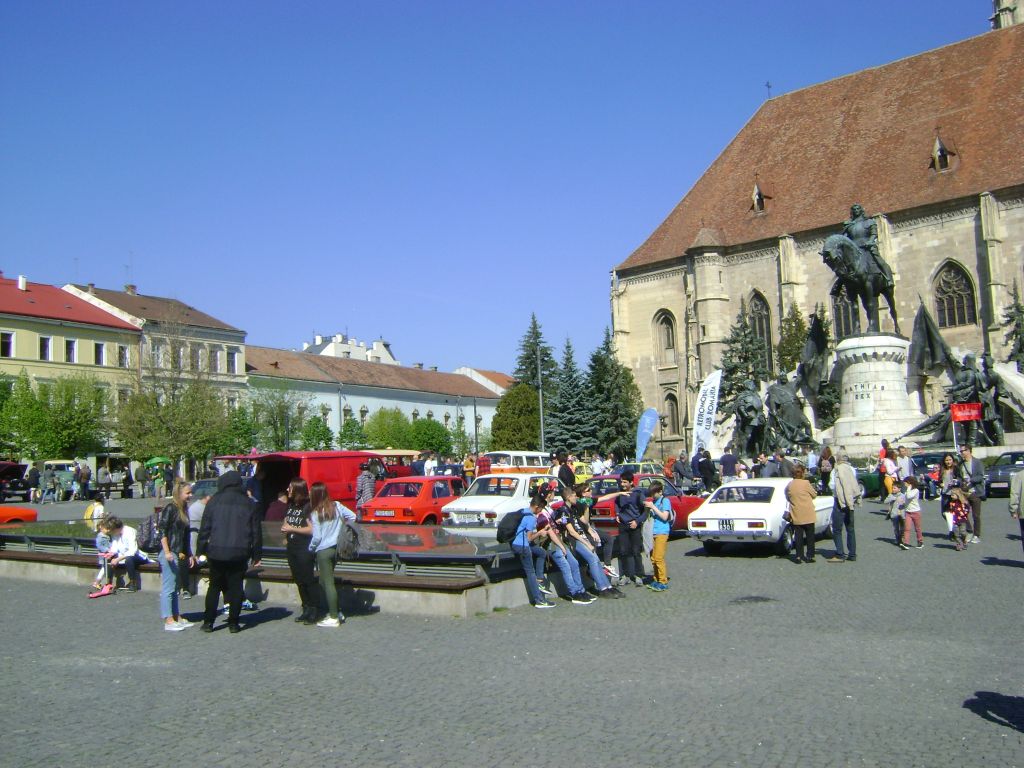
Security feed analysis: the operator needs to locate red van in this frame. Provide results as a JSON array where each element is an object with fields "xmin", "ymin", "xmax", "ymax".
[{"xmin": 226, "ymin": 451, "xmax": 383, "ymax": 510}]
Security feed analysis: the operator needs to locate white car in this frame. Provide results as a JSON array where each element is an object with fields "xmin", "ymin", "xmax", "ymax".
[
  {"xmin": 441, "ymin": 473, "xmax": 565, "ymax": 528},
  {"xmin": 687, "ymin": 478, "xmax": 834, "ymax": 555}
]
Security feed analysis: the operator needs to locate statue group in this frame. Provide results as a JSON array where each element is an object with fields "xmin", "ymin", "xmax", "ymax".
[{"xmin": 731, "ymin": 374, "xmax": 815, "ymax": 456}]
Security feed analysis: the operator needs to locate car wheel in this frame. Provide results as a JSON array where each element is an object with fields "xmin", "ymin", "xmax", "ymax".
[
  {"xmin": 702, "ymin": 540, "xmax": 723, "ymax": 555},
  {"xmin": 858, "ymin": 482, "xmax": 866, "ymax": 498},
  {"xmin": 775, "ymin": 525, "xmax": 794, "ymax": 556},
  {"xmin": 421, "ymin": 516, "xmax": 437, "ymax": 525},
  {"xmin": 7, "ymin": 518, "xmax": 22, "ymax": 524}
]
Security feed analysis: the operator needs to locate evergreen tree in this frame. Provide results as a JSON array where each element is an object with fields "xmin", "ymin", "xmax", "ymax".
[
  {"xmin": 337, "ymin": 417, "xmax": 369, "ymax": 449},
  {"xmin": 512, "ymin": 313, "xmax": 559, "ymax": 403},
  {"xmin": 585, "ymin": 328, "xmax": 642, "ymax": 459},
  {"xmin": 490, "ymin": 383, "xmax": 541, "ymax": 450},
  {"xmin": 776, "ymin": 302, "xmax": 808, "ymax": 373},
  {"xmin": 1004, "ymin": 281, "xmax": 1024, "ymax": 372},
  {"xmin": 299, "ymin": 415, "xmax": 334, "ymax": 450},
  {"xmin": 546, "ymin": 338, "xmax": 590, "ymax": 454},
  {"xmin": 719, "ymin": 300, "xmax": 770, "ymax": 415}
]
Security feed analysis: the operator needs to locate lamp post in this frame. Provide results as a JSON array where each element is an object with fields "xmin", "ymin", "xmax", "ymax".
[{"xmin": 537, "ymin": 346, "xmax": 545, "ymax": 452}]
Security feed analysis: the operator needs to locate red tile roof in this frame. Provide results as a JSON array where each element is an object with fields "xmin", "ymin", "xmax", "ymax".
[
  {"xmin": 70, "ymin": 284, "xmax": 242, "ymax": 333},
  {"xmin": 618, "ymin": 25, "xmax": 1024, "ymax": 272},
  {"xmin": 476, "ymin": 369, "xmax": 517, "ymax": 390},
  {"xmin": 0, "ymin": 277, "xmax": 138, "ymax": 331}
]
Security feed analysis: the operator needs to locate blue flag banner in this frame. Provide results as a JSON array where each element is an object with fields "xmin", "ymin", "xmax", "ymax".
[{"xmin": 635, "ymin": 407, "xmax": 660, "ymax": 461}]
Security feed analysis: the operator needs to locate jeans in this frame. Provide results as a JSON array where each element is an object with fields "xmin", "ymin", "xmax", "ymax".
[
  {"xmin": 618, "ymin": 523, "xmax": 645, "ymax": 579},
  {"xmin": 159, "ymin": 554, "xmax": 182, "ymax": 619},
  {"xmin": 1018, "ymin": 518, "xmax": 1024, "ymax": 555},
  {"xmin": 573, "ymin": 540, "xmax": 610, "ymax": 591},
  {"xmin": 512, "ymin": 544, "xmax": 547, "ymax": 605},
  {"xmin": 549, "ymin": 546, "xmax": 585, "ymax": 595},
  {"xmin": 204, "ymin": 558, "xmax": 247, "ymax": 626},
  {"xmin": 651, "ymin": 534, "xmax": 669, "ymax": 584},
  {"xmin": 831, "ymin": 502, "xmax": 856, "ymax": 559},
  {"xmin": 286, "ymin": 543, "xmax": 317, "ymax": 612},
  {"xmin": 114, "ymin": 553, "xmax": 146, "ymax": 588},
  {"xmin": 794, "ymin": 523, "xmax": 815, "ymax": 561},
  {"xmin": 315, "ymin": 547, "xmax": 340, "ymax": 619},
  {"xmin": 902, "ymin": 511, "xmax": 923, "ymax": 545}
]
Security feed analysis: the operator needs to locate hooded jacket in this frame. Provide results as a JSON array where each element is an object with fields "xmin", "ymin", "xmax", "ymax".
[{"xmin": 197, "ymin": 471, "xmax": 262, "ymax": 562}]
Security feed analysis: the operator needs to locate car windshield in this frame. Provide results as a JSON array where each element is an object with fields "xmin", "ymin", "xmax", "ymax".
[
  {"xmin": 994, "ymin": 453, "xmax": 1024, "ymax": 466},
  {"xmin": 589, "ymin": 479, "xmax": 620, "ymax": 497},
  {"xmin": 709, "ymin": 486, "xmax": 775, "ymax": 503},
  {"xmin": 464, "ymin": 476, "xmax": 519, "ymax": 497},
  {"xmin": 380, "ymin": 482, "xmax": 423, "ymax": 498}
]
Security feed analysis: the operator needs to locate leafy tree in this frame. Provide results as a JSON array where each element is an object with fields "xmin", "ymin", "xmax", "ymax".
[
  {"xmin": 719, "ymin": 300, "xmax": 770, "ymax": 415},
  {"xmin": 250, "ymin": 383, "xmax": 310, "ymax": 451},
  {"xmin": 363, "ymin": 407, "xmax": 412, "ymax": 449},
  {"xmin": 1004, "ymin": 281, "xmax": 1024, "ymax": 372},
  {"xmin": 546, "ymin": 338, "xmax": 590, "ymax": 454},
  {"xmin": 1, "ymin": 371, "xmax": 48, "ymax": 458},
  {"xmin": 490, "ymin": 383, "xmax": 541, "ymax": 450},
  {"xmin": 410, "ymin": 418, "xmax": 453, "ymax": 455},
  {"xmin": 299, "ymin": 415, "xmax": 334, "ymax": 450},
  {"xmin": 214, "ymin": 403, "xmax": 260, "ymax": 456},
  {"xmin": 585, "ymin": 328, "xmax": 642, "ymax": 459},
  {"xmin": 449, "ymin": 417, "xmax": 472, "ymax": 457},
  {"xmin": 117, "ymin": 379, "xmax": 227, "ymax": 462},
  {"xmin": 337, "ymin": 417, "xmax": 369, "ymax": 449},
  {"xmin": 512, "ymin": 313, "xmax": 559, "ymax": 406},
  {"xmin": 37, "ymin": 375, "xmax": 108, "ymax": 458},
  {"xmin": 776, "ymin": 302, "xmax": 808, "ymax": 373}
]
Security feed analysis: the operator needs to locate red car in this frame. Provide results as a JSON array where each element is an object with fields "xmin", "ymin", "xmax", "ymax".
[
  {"xmin": 587, "ymin": 473, "xmax": 702, "ymax": 534},
  {"xmin": 361, "ymin": 476, "xmax": 465, "ymax": 525}
]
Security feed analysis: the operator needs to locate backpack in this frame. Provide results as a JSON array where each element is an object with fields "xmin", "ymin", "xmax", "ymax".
[
  {"xmin": 496, "ymin": 510, "xmax": 527, "ymax": 544},
  {"xmin": 137, "ymin": 512, "xmax": 162, "ymax": 553},
  {"xmin": 336, "ymin": 520, "xmax": 363, "ymax": 560}
]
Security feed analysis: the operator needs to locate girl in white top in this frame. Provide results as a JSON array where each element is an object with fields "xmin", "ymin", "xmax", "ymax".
[{"xmin": 898, "ymin": 476, "xmax": 924, "ymax": 550}]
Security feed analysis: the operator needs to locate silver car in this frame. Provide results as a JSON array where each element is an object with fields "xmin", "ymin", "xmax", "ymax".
[{"xmin": 984, "ymin": 451, "xmax": 1024, "ymax": 497}]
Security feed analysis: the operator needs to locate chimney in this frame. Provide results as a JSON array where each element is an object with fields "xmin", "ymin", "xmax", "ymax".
[
  {"xmin": 413, "ymin": 363, "xmax": 423, "ymax": 369},
  {"xmin": 17, "ymin": 275, "xmax": 27, "ymax": 291},
  {"xmin": 124, "ymin": 284, "xmax": 137, "ymax": 295},
  {"xmin": 87, "ymin": 283, "xmax": 95, "ymax": 294},
  {"xmin": 301, "ymin": 342, "xmax": 309, "ymax": 351},
  {"xmin": 314, "ymin": 335, "xmax": 323, "ymax": 345}
]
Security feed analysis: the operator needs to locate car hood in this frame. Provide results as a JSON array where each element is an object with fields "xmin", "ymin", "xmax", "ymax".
[{"xmin": 442, "ymin": 496, "xmax": 524, "ymax": 514}]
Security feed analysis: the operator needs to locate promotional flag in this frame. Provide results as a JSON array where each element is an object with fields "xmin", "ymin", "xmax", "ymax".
[
  {"xmin": 692, "ymin": 369, "xmax": 723, "ymax": 456},
  {"xmin": 635, "ymin": 408, "xmax": 660, "ymax": 461}
]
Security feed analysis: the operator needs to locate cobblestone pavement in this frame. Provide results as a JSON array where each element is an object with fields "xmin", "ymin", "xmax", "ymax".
[{"xmin": 2, "ymin": 496, "xmax": 1022, "ymax": 767}]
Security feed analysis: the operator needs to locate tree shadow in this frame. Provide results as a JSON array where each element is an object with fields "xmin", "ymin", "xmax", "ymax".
[
  {"xmin": 979, "ymin": 556, "xmax": 1024, "ymax": 569},
  {"xmin": 963, "ymin": 691, "xmax": 1024, "ymax": 732}
]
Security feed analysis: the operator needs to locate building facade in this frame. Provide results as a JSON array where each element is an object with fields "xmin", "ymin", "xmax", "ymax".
[{"xmin": 612, "ymin": 22, "xmax": 1024, "ymax": 456}]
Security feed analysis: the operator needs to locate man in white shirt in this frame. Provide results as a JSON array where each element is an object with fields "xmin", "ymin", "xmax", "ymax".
[
  {"xmin": 896, "ymin": 445, "xmax": 913, "ymax": 483},
  {"xmin": 107, "ymin": 516, "xmax": 150, "ymax": 591},
  {"xmin": 590, "ymin": 455, "xmax": 605, "ymax": 476},
  {"xmin": 423, "ymin": 453, "xmax": 437, "ymax": 476}
]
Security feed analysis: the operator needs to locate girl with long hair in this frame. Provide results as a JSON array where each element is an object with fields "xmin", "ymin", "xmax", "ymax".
[
  {"xmin": 280, "ymin": 478, "xmax": 317, "ymax": 624},
  {"xmin": 158, "ymin": 478, "xmax": 195, "ymax": 631},
  {"xmin": 307, "ymin": 482, "xmax": 355, "ymax": 628}
]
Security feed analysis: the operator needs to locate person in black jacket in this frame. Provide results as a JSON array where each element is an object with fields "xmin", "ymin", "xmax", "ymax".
[{"xmin": 197, "ymin": 471, "xmax": 262, "ymax": 633}]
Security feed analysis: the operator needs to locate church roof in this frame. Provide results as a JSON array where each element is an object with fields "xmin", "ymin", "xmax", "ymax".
[{"xmin": 618, "ymin": 25, "xmax": 1024, "ymax": 272}]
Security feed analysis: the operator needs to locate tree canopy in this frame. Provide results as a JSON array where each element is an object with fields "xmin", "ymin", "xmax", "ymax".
[
  {"xmin": 0, "ymin": 372, "xmax": 108, "ymax": 458},
  {"xmin": 299, "ymin": 415, "xmax": 334, "ymax": 450},
  {"xmin": 490, "ymin": 383, "xmax": 541, "ymax": 450},
  {"xmin": 776, "ymin": 302, "xmax": 808, "ymax": 373},
  {"xmin": 363, "ymin": 407, "xmax": 412, "ymax": 449},
  {"xmin": 409, "ymin": 418, "xmax": 453, "ymax": 455}
]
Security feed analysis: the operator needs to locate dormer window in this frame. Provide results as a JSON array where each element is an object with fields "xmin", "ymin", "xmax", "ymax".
[
  {"xmin": 930, "ymin": 135, "xmax": 956, "ymax": 172},
  {"xmin": 750, "ymin": 181, "xmax": 770, "ymax": 213}
]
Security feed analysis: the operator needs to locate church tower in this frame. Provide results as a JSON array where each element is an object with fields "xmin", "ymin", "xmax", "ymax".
[{"xmin": 992, "ymin": 0, "xmax": 1022, "ymax": 28}]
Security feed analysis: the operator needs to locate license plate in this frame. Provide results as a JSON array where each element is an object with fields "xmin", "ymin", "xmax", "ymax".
[
  {"xmin": 375, "ymin": 510, "xmax": 395, "ymax": 517},
  {"xmin": 991, "ymin": 482, "xmax": 1008, "ymax": 489},
  {"xmin": 455, "ymin": 513, "xmax": 478, "ymax": 523},
  {"xmin": 720, "ymin": 519, "xmax": 734, "ymax": 532}
]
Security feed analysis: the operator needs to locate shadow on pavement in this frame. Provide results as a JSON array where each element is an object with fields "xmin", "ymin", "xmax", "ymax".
[
  {"xmin": 963, "ymin": 691, "xmax": 1024, "ymax": 732},
  {"xmin": 682, "ymin": 544, "xmax": 778, "ymax": 559},
  {"xmin": 979, "ymin": 556, "xmax": 1024, "ymax": 569}
]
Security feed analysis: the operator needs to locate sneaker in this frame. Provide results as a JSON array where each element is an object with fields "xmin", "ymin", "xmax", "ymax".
[
  {"xmin": 537, "ymin": 582, "xmax": 555, "ymax": 597},
  {"xmin": 827, "ymin": 556, "xmax": 845, "ymax": 563},
  {"xmin": 915, "ymin": 543, "xmax": 924, "ymax": 549},
  {"xmin": 181, "ymin": 591, "xmax": 193, "ymax": 600},
  {"xmin": 570, "ymin": 593, "xmax": 595, "ymax": 605},
  {"xmin": 533, "ymin": 600, "xmax": 556, "ymax": 609},
  {"xmin": 954, "ymin": 541, "xmax": 964, "ymax": 551},
  {"xmin": 898, "ymin": 543, "xmax": 909, "ymax": 550},
  {"xmin": 175, "ymin": 619, "xmax": 194, "ymax": 628},
  {"xmin": 616, "ymin": 576, "xmax": 630, "ymax": 587},
  {"xmin": 126, "ymin": 585, "xmax": 138, "ymax": 592},
  {"xmin": 200, "ymin": 623, "xmax": 214, "ymax": 633},
  {"xmin": 634, "ymin": 576, "xmax": 645, "ymax": 588},
  {"xmin": 317, "ymin": 617, "xmax": 341, "ymax": 628},
  {"xmin": 164, "ymin": 623, "xmax": 186, "ymax": 632},
  {"xmin": 603, "ymin": 565, "xmax": 620, "ymax": 579},
  {"xmin": 597, "ymin": 588, "xmax": 616, "ymax": 598},
  {"xmin": 846, "ymin": 556, "xmax": 857, "ymax": 562},
  {"xmin": 241, "ymin": 599, "xmax": 257, "ymax": 610},
  {"xmin": 648, "ymin": 582, "xmax": 668, "ymax": 591},
  {"xmin": 970, "ymin": 536, "xmax": 980, "ymax": 544},
  {"xmin": 228, "ymin": 623, "xmax": 242, "ymax": 634}
]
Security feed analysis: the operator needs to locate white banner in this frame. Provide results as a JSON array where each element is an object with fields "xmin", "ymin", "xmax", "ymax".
[{"xmin": 692, "ymin": 369, "xmax": 722, "ymax": 456}]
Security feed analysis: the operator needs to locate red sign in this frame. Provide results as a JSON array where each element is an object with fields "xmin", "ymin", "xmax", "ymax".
[{"xmin": 951, "ymin": 402, "xmax": 982, "ymax": 422}]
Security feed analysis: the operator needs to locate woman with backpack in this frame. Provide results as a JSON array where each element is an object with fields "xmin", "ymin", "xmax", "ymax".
[
  {"xmin": 307, "ymin": 482, "xmax": 355, "ymax": 628},
  {"xmin": 280, "ymin": 478, "xmax": 317, "ymax": 625},
  {"xmin": 158, "ymin": 479, "xmax": 195, "ymax": 632}
]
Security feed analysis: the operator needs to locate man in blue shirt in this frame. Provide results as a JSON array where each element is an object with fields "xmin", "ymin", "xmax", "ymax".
[{"xmin": 511, "ymin": 496, "xmax": 555, "ymax": 609}]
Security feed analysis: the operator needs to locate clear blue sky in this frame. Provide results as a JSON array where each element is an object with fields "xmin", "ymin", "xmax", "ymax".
[{"xmin": 0, "ymin": 1, "xmax": 988, "ymax": 373}]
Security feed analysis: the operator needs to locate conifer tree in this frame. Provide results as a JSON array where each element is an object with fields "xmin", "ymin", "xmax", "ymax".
[
  {"xmin": 585, "ymin": 328, "xmax": 642, "ymax": 459},
  {"xmin": 776, "ymin": 302, "xmax": 808, "ymax": 373},
  {"xmin": 546, "ymin": 338, "xmax": 589, "ymax": 454},
  {"xmin": 512, "ymin": 313, "xmax": 559, "ymax": 405},
  {"xmin": 1004, "ymin": 281, "xmax": 1024, "ymax": 373},
  {"xmin": 719, "ymin": 300, "xmax": 770, "ymax": 415}
]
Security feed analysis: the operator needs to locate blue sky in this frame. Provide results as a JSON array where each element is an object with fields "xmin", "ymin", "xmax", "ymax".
[{"xmin": 0, "ymin": 1, "xmax": 988, "ymax": 373}]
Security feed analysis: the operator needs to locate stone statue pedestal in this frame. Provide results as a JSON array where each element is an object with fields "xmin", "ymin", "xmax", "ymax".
[{"xmin": 830, "ymin": 334, "xmax": 926, "ymax": 457}]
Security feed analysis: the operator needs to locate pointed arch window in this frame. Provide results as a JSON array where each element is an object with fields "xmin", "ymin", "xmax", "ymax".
[
  {"xmin": 748, "ymin": 292, "xmax": 774, "ymax": 374},
  {"xmin": 664, "ymin": 393, "xmax": 679, "ymax": 435},
  {"xmin": 934, "ymin": 263, "xmax": 977, "ymax": 328},
  {"xmin": 653, "ymin": 310, "xmax": 677, "ymax": 365},
  {"xmin": 831, "ymin": 283, "xmax": 857, "ymax": 341}
]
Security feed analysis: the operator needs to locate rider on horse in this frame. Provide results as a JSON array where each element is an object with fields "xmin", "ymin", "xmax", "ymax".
[{"xmin": 842, "ymin": 204, "xmax": 894, "ymax": 290}]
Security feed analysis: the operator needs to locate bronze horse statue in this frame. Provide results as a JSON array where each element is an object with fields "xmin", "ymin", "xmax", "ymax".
[{"xmin": 821, "ymin": 234, "xmax": 900, "ymax": 335}]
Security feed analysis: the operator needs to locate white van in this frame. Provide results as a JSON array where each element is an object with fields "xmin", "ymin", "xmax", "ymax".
[{"xmin": 483, "ymin": 451, "xmax": 552, "ymax": 474}]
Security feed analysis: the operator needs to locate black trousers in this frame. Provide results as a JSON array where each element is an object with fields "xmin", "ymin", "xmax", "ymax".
[
  {"xmin": 286, "ymin": 543, "xmax": 317, "ymax": 610},
  {"xmin": 617, "ymin": 524, "xmax": 645, "ymax": 579},
  {"xmin": 794, "ymin": 523, "xmax": 815, "ymax": 561},
  {"xmin": 204, "ymin": 558, "xmax": 248, "ymax": 626}
]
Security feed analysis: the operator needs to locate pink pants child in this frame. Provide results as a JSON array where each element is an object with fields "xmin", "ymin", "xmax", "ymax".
[{"xmin": 901, "ymin": 511, "xmax": 923, "ymax": 547}]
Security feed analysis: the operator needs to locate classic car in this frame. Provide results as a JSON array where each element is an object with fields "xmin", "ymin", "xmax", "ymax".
[
  {"xmin": 984, "ymin": 451, "xmax": 1024, "ymax": 497},
  {"xmin": 441, "ymin": 473, "xmax": 566, "ymax": 527},
  {"xmin": 0, "ymin": 504, "xmax": 38, "ymax": 524},
  {"xmin": 588, "ymin": 473, "xmax": 703, "ymax": 534},
  {"xmin": 361, "ymin": 476, "xmax": 465, "ymax": 525},
  {"xmin": 0, "ymin": 462, "xmax": 31, "ymax": 503},
  {"xmin": 855, "ymin": 466, "xmax": 884, "ymax": 498},
  {"xmin": 687, "ymin": 478, "xmax": 834, "ymax": 555}
]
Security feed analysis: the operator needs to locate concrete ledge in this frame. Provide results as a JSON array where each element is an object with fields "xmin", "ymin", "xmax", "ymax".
[{"xmin": 0, "ymin": 553, "xmax": 530, "ymax": 618}]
